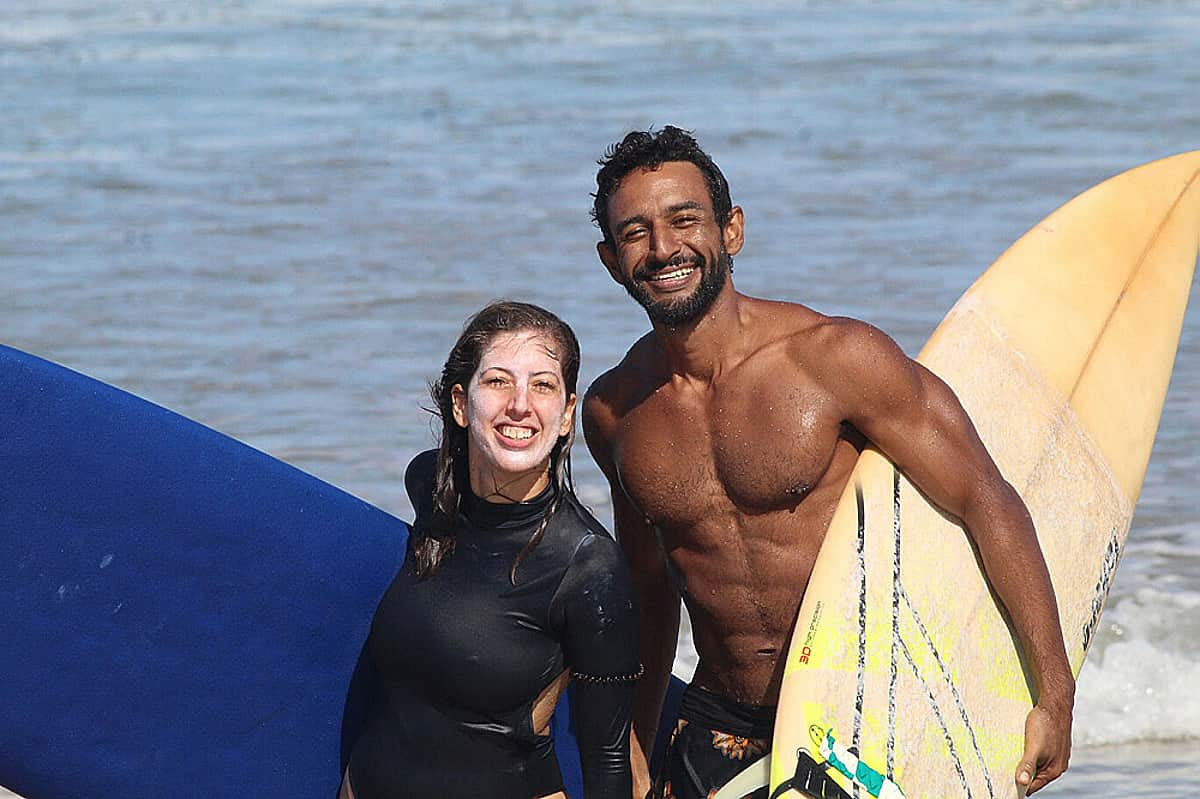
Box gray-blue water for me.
[3,2,1198,795]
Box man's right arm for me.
[583,388,681,799]
[612,489,680,799]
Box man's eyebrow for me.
[613,212,650,233]
[667,201,705,215]
[613,201,706,233]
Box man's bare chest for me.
[614,382,845,529]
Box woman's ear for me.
[559,393,578,438]
[450,384,469,428]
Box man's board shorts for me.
[653,683,774,799]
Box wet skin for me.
[583,161,1074,796]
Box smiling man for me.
[581,127,1075,799]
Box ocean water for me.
[2,1,1198,795]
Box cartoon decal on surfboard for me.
[812,725,905,799]
[767,721,905,799]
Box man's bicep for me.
[608,488,668,586]
[583,392,665,570]
[840,336,996,519]
[886,373,1002,519]
[581,389,624,485]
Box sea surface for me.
[2,1,1198,796]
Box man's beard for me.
[621,249,731,327]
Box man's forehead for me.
[610,161,712,211]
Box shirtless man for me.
[581,127,1074,799]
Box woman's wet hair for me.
[414,300,581,582]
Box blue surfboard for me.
[0,344,693,799]
[0,344,410,798]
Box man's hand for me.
[1015,703,1072,795]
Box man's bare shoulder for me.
[738,298,919,410]
[583,332,661,414]
[739,297,884,362]
[749,300,901,365]
[581,334,663,471]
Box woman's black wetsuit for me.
[347,450,640,798]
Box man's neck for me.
[651,288,748,384]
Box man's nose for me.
[648,225,681,260]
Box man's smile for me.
[635,257,704,293]
[648,266,697,283]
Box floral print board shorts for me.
[653,684,775,799]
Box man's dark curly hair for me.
[591,126,733,248]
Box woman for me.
[343,301,641,798]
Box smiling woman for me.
[451,328,578,506]
[342,301,642,799]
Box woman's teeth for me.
[499,426,533,440]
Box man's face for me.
[598,161,742,327]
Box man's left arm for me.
[829,321,1074,795]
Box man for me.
[581,127,1074,799]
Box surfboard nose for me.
[933,150,1200,505]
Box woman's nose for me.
[506,384,531,416]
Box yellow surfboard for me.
[768,152,1200,799]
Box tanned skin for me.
[582,160,1075,797]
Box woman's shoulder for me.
[548,494,630,583]
[548,495,638,651]
[404,449,438,491]
[552,494,618,551]
[404,449,438,522]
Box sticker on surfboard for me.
[811,724,906,799]
[768,721,907,799]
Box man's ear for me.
[597,241,623,284]
[724,205,745,257]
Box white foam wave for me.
[1073,589,1200,746]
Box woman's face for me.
[451,330,576,502]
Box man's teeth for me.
[651,266,695,281]
[499,426,533,440]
